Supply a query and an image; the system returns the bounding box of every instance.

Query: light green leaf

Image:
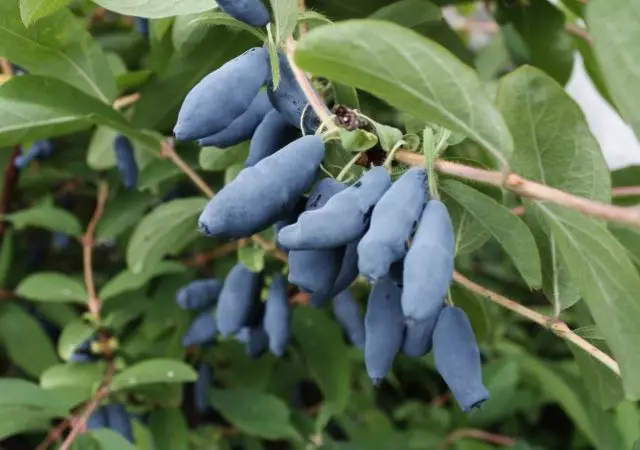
[0,1,116,102]
[443,194,490,255]
[90,429,138,450]
[16,272,87,303]
[610,225,640,267]
[332,81,359,109]
[149,408,189,450]
[270,0,298,43]
[369,0,442,28]
[293,308,350,427]
[87,126,118,171]
[0,378,70,440]
[189,11,266,41]
[57,319,94,361]
[110,359,197,392]
[339,128,378,152]
[570,342,624,410]
[199,142,250,171]
[441,179,541,288]
[209,388,299,440]
[587,0,640,140]
[4,205,82,236]
[40,362,105,406]
[238,244,266,273]
[99,261,186,301]
[126,197,207,274]
[19,0,72,26]
[296,20,512,163]
[535,203,640,399]
[92,0,214,18]
[95,191,155,241]
[0,303,58,378]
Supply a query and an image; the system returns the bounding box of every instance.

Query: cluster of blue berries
[113,134,138,190]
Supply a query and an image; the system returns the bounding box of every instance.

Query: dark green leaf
[110,358,197,392]
[149,408,189,450]
[570,342,624,410]
[469,359,519,426]
[16,272,86,303]
[0,228,13,288]
[95,191,155,241]
[449,283,488,343]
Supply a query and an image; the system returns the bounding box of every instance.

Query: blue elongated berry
[278,167,392,250]
[216,0,270,27]
[198,92,272,148]
[432,306,488,412]
[176,279,223,310]
[364,277,405,385]
[332,290,365,350]
[86,406,107,430]
[330,239,360,295]
[216,263,261,337]
[14,140,54,169]
[245,110,299,167]
[288,179,347,307]
[113,134,138,190]
[181,311,217,347]
[52,232,71,250]
[199,135,325,238]
[69,337,95,363]
[401,200,454,323]
[268,53,320,133]
[263,274,290,357]
[104,403,134,443]
[358,168,427,281]
[402,310,440,358]
[135,17,150,36]
[235,327,251,344]
[194,363,212,414]
[174,47,270,141]
[246,326,269,359]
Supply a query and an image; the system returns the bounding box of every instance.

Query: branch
[0,146,22,238]
[82,181,109,320]
[395,151,640,229]
[439,428,517,450]
[182,241,242,267]
[453,271,621,376]
[0,57,13,75]
[112,93,141,111]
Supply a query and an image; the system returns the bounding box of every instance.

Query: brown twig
[112,93,141,111]
[453,271,621,376]
[297,0,308,36]
[0,146,22,238]
[182,241,242,267]
[565,23,592,45]
[0,57,13,76]
[439,428,517,450]
[82,181,109,320]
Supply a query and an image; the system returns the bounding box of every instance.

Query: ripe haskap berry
[246,326,269,359]
[14,140,54,169]
[134,17,149,36]
[332,289,365,350]
[113,134,138,190]
[288,179,347,307]
[198,92,272,148]
[364,277,405,385]
[402,309,441,358]
[104,403,134,443]
[358,168,427,281]
[87,406,108,429]
[69,337,95,363]
[216,0,270,27]
[194,363,212,414]
[216,263,261,337]
[181,311,217,347]
[401,200,454,323]
[330,239,360,296]
[176,279,223,310]
[245,110,300,167]
[278,166,391,250]
[199,135,325,239]
[433,306,489,412]
[268,53,320,133]
[174,47,270,141]
[263,274,291,357]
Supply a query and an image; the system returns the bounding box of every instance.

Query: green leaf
[126,197,208,274]
[0,303,58,378]
[496,0,574,84]
[296,20,513,164]
[587,0,640,140]
[190,12,266,41]
[0,1,116,102]
[100,261,186,301]
[16,272,87,303]
[209,388,299,440]
[535,203,640,399]
[270,0,298,44]
[110,359,197,392]
[293,308,350,427]
[369,0,442,28]
[95,191,155,241]
[570,342,624,410]
[449,283,488,343]
[92,0,214,18]
[443,194,490,255]
[0,228,14,288]
[0,378,69,440]
[199,142,250,171]
[57,319,94,361]
[40,362,105,406]
[332,82,359,109]
[469,359,519,426]
[149,408,189,450]
[90,429,137,450]
[441,180,541,288]
[339,129,378,152]
[0,76,160,149]
[238,244,266,273]
[19,0,72,26]
[610,225,640,267]
[4,205,82,236]
[87,126,118,171]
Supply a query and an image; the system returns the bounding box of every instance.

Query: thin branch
[612,186,640,198]
[183,241,241,267]
[453,271,621,376]
[297,0,308,36]
[395,151,640,229]
[83,181,109,320]
[112,93,141,111]
[0,146,22,238]
[565,23,592,45]
[35,419,71,450]
[439,428,517,450]
[0,58,13,75]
